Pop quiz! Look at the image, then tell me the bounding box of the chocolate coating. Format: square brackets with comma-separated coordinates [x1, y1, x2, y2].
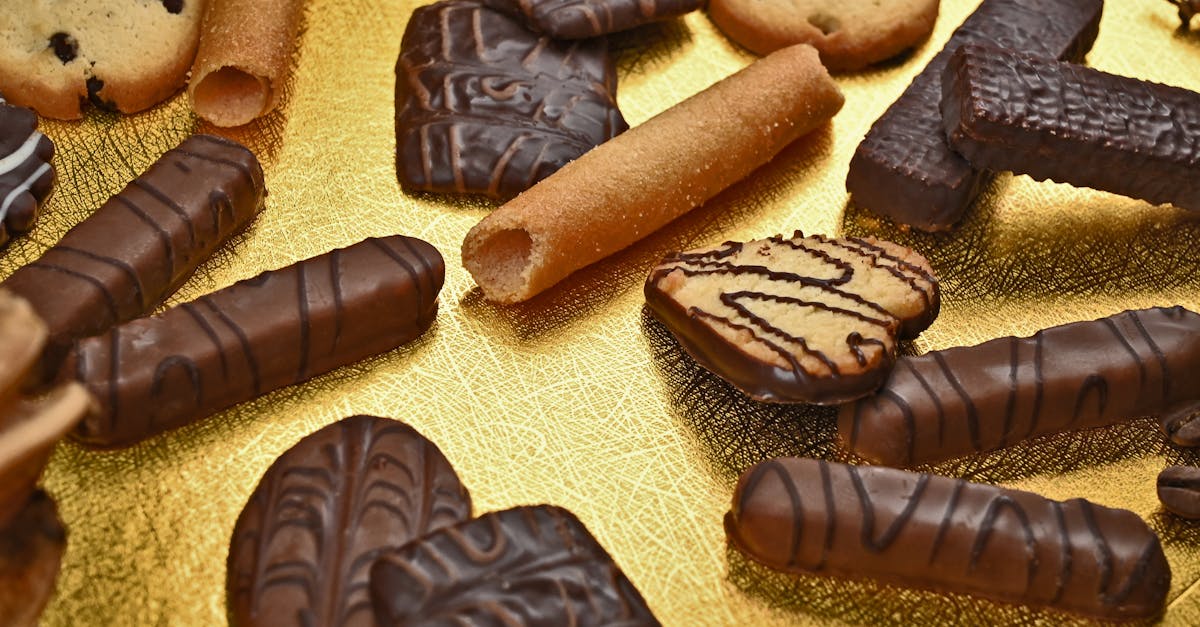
[943, 44, 1200, 213]
[228, 416, 472, 627]
[1157, 466, 1200, 519]
[0, 96, 55, 247]
[2, 134, 265, 379]
[63, 236, 445, 448]
[484, 0, 702, 38]
[0, 491, 66, 627]
[370, 505, 660, 626]
[840, 307, 1200, 467]
[396, 0, 626, 200]
[728, 458, 1171, 620]
[845, 0, 1102, 231]
[1160, 400, 1200, 447]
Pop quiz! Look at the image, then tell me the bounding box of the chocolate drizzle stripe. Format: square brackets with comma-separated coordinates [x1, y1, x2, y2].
[56, 244, 147, 310]
[131, 180, 198, 247]
[107, 327, 121, 431]
[817, 460, 835, 570]
[901, 358, 945, 447]
[26, 261, 119, 321]
[714, 298, 840, 376]
[151, 356, 203, 415]
[968, 496, 1037, 592]
[209, 190, 233, 234]
[1002, 337, 1018, 447]
[877, 389, 916, 466]
[296, 263, 311, 383]
[927, 479, 965, 565]
[174, 147, 259, 186]
[180, 303, 230, 377]
[1025, 331, 1046, 441]
[199, 296, 262, 395]
[1051, 501, 1071, 604]
[397, 236, 438, 309]
[1071, 375, 1108, 426]
[848, 467, 930, 553]
[368, 238, 424, 307]
[114, 195, 177, 274]
[1128, 310, 1171, 403]
[329, 250, 344, 343]
[931, 352, 982, 451]
[1101, 317, 1146, 394]
[1078, 500, 1115, 601]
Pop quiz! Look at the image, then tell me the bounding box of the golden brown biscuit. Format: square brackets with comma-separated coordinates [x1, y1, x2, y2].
[709, 0, 940, 71]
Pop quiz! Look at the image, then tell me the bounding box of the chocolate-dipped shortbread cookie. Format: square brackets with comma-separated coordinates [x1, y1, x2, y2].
[370, 505, 660, 626]
[645, 233, 939, 404]
[396, 0, 626, 200]
[0, 96, 54, 247]
[728, 458, 1171, 620]
[485, 0, 702, 38]
[228, 416, 472, 627]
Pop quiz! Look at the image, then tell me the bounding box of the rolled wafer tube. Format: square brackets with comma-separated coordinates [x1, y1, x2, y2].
[461, 43, 844, 303]
[728, 457, 1172, 620]
[188, 0, 306, 127]
[1, 134, 265, 380]
[62, 235, 444, 449]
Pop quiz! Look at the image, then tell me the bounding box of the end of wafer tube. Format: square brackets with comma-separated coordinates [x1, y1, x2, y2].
[190, 66, 270, 127]
[462, 226, 536, 304]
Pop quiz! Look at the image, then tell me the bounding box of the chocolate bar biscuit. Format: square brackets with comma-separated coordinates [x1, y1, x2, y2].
[396, 0, 626, 200]
[228, 416, 472, 627]
[2, 134, 265, 378]
[370, 505, 660, 626]
[943, 44, 1200, 212]
[63, 236, 445, 448]
[0, 96, 54, 247]
[845, 0, 1102, 231]
[728, 458, 1171, 620]
[839, 307, 1200, 467]
[484, 0, 702, 38]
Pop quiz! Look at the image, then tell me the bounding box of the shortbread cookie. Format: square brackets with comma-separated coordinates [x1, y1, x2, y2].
[0, 1, 204, 119]
[0, 97, 54, 247]
[644, 232, 939, 404]
[485, 0, 703, 38]
[709, 0, 940, 71]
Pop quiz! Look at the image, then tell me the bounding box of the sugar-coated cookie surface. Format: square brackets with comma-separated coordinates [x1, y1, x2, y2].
[0, 0, 204, 119]
[645, 232, 939, 404]
[709, 0, 939, 70]
[0, 97, 54, 248]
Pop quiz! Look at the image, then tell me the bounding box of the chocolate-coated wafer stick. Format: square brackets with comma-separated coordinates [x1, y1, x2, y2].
[728, 457, 1171, 620]
[2, 134, 265, 378]
[845, 0, 1102, 231]
[839, 307, 1200, 467]
[943, 44, 1200, 212]
[62, 236, 444, 448]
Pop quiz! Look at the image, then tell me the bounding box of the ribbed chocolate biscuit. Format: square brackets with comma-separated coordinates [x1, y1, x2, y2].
[484, 0, 702, 38]
[396, 0, 626, 200]
[370, 505, 660, 626]
[943, 44, 1200, 213]
[63, 236, 445, 448]
[840, 307, 1200, 467]
[845, 0, 1102, 231]
[228, 416, 472, 627]
[0, 96, 54, 247]
[2, 134, 265, 379]
[645, 232, 939, 404]
[728, 458, 1171, 620]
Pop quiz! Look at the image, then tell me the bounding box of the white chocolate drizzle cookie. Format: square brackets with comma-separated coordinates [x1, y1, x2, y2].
[0, 96, 54, 247]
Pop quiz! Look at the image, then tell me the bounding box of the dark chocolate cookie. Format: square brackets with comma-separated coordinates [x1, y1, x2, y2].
[0, 96, 54, 247]
[484, 0, 702, 38]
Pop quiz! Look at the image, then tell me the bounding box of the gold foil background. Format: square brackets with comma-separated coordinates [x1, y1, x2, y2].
[2, 0, 1199, 624]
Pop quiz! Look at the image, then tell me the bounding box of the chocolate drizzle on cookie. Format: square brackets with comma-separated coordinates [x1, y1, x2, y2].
[645, 231, 939, 404]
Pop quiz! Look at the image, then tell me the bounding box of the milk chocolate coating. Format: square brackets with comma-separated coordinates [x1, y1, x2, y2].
[0, 491, 65, 627]
[943, 44, 1200, 213]
[396, 0, 626, 200]
[1157, 466, 1200, 519]
[228, 416, 472, 627]
[1160, 400, 1200, 447]
[2, 134, 265, 378]
[728, 458, 1171, 620]
[845, 0, 1102, 231]
[840, 307, 1200, 467]
[483, 0, 702, 38]
[0, 97, 55, 247]
[63, 236, 445, 448]
[370, 505, 660, 626]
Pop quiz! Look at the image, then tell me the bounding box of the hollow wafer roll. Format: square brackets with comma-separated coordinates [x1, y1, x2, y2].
[1, 134, 265, 379]
[942, 44, 1200, 212]
[62, 236, 444, 449]
[839, 307, 1200, 467]
[189, 0, 306, 127]
[461, 43, 843, 303]
[845, 0, 1102, 231]
[728, 457, 1171, 620]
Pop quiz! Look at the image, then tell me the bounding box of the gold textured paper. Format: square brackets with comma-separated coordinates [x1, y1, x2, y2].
[4, 0, 1199, 624]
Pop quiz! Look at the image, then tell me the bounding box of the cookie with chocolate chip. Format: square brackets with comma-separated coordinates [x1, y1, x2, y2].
[0, 0, 203, 119]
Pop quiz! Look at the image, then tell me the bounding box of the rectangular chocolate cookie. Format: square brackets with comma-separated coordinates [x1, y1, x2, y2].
[942, 44, 1200, 212]
[845, 0, 1102, 231]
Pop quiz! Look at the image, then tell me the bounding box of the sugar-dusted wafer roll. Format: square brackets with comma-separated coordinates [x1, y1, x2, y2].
[63, 236, 444, 449]
[462, 43, 844, 304]
[1, 134, 265, 379]
[839, 307, 1200, 467]
[728, 457, 1172, 620]
[943, 44, 1200, 212]
[845, 0, 1102, 231]
[189, 0, 306, 127]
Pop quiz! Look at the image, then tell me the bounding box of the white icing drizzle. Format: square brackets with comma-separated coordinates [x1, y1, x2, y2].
[0, 132, 42, 176]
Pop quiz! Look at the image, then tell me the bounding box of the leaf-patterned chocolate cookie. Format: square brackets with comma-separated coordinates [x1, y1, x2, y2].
[0, 96, 54, 247]
[395, 0, 627, 200]
[369, 505, 660, 626]
[227, 416, 472, 627]
[483, 0, 703, 38]
[644, 232, 940, 404]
